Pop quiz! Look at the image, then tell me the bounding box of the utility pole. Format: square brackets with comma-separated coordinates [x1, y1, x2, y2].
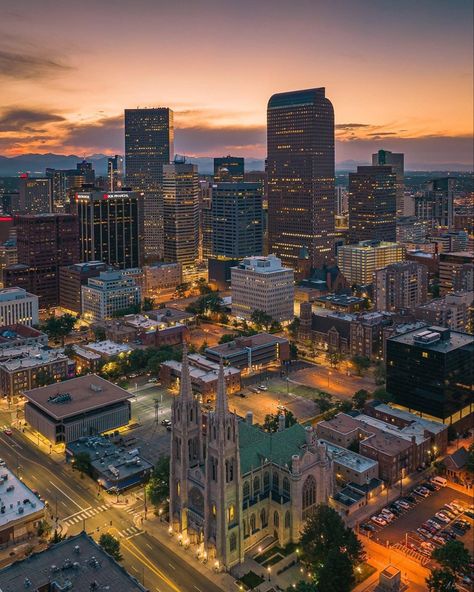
[154, 399, 159, 424]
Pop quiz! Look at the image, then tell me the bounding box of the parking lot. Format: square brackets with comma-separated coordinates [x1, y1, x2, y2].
[361, 483, 474, 556]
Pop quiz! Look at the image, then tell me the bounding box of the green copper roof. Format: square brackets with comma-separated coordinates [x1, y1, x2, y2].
[238, 421, 307, 474]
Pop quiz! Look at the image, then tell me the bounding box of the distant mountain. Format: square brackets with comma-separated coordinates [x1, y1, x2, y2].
[0, 153, 471, 177]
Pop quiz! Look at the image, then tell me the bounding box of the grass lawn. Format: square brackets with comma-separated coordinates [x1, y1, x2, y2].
[237, 571, 265, 590]
[255, 542, 298, 564]
[262, 553, 284, 567]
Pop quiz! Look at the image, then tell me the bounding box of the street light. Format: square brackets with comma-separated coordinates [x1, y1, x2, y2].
[267, 566, 271, 581]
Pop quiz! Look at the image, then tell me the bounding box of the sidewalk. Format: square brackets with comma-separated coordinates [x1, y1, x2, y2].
[138, 515, 237, 592]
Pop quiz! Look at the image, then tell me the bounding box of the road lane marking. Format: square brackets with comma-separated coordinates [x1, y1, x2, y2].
[168, 563, 175, 570]
[145, 543, 153, 550]
[49, 481, 84, 511]
[194, 587, 202, 592]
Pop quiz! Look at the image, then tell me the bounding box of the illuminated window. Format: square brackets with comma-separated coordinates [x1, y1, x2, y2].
[422, 352, 429, 358]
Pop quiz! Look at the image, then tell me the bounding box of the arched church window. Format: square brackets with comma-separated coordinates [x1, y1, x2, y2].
[283, 477, 290, 496]
[302, 475, 317, 519]
[253, 476, 260, 495]
[260, 508, 268, 528]
[274, 511, 279, 528]
[284, 511, 291, 529]
[263, 471, 270, 491]
[250, 513, 256, 532]
[243, 481, 250, 499]
[229, 532, 237, 552]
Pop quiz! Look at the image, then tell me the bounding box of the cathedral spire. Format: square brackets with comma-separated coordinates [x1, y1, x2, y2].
[179, 342, 192, 401]
[215, 357, 228, 419]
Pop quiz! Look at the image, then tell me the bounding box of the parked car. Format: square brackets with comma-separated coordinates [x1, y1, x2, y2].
[435, 512, 450, 524]
[371, 515, 387, 526]
[422, 482, 437, 492]
[404, 495, 417, 504]
[258, 385, 268, 391]
[360, 523, 375, 532]
[396, 500, 410, 510]
[414, 488, 429, 498]
[433, 535, 446, 545]
[417, 528, 433, 539]
[380, 508, 395, 520]
[427, 519, 442, 530]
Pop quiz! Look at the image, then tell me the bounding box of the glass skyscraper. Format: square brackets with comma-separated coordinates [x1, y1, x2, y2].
[267, 88, 335, 269]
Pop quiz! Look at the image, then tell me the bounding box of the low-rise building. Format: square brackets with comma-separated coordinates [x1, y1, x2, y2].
[231, 254, 294, 323]
[205, 333, 290, 370]
[143, 262, 182, 301]
[439, 251, 474, 295]
[313, 294, 365, 313]
[59, 261, 107, 314]
[0, 465, 45, 546]
[70, 344, 102, 373]
[81, 270, 141, 323]
[82, 339, 132, 359]
[0, 532, 148, 591]
[0, 287, 39, 326]
[160, 353, 241, 398]
[321, 439, 379, 486]
[102, 312, 189, 347]
[23, 375, 132, 444]
[0, 324, 48, 350]
[0, 346, 74, 399]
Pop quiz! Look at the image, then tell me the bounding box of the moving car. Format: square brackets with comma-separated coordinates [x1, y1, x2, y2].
[3, 429, 12, 436]
[161, 419, 172, 427]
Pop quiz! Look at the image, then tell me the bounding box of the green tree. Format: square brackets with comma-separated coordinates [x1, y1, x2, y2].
[351, 355, 370, 376]
[42, 313, 77, 345]
[317, 547, 355, 592]
[196, 277, 212, 294]
[175, 282, 190, 298]
[73, 452, 92, 475]
[432, 540, 471, 578]
[374, 361, 386, 385]
[37, 519, 52, 538]
[50, 529, 65, 545]
[467, 442, 474, 475]
[285, 582, 317, 592]
[426, 568, 457, 592]
[372, 387, 393, 404]
[300, 504, 362, 570]
[336, 400, 354, 414]
[352, 389, 370, 410]
[219, 313, 229, 325]
[93, 326, 107, 341]
[99, 533, 122, 561]
[315, 392, 334, 414]
[263, 410, 297, 433]
[289, 342, 299, 359]
[146, 456, 170, 507]
[328, 351, 343, 369]
[142, 297, 155, 311]
[250, 309, 273, 331]
[218, 333, 236, 344]
[287, 317, 300, 339]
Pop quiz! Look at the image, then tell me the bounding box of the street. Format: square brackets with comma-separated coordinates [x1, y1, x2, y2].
[0, 428, 223, 592]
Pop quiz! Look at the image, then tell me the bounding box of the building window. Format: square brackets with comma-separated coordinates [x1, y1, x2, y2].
[260, 508, 268, 528]
[283, 477, 290, 496]
[250, 513, 256, 532]
[274, 511, 279, 528]
[243, 481, 250, 499]
[229, 532, 237, 551]
[272, 473, 279, 491]
[285, 511, 291, 529]
[264, 471, 270, 491]
[302, 475, 317, 519]
[228, 504, 235, 523]
[253, 476, 260, 495]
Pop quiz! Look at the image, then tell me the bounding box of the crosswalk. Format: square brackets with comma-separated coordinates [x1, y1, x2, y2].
[118, 525, 143, 539]
[62, 504, 110, 527]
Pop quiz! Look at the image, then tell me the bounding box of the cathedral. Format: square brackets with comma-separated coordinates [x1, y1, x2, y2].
[169, 347, 334, 570]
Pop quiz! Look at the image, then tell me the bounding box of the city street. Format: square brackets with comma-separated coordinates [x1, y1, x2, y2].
[0, 428, 223, 592]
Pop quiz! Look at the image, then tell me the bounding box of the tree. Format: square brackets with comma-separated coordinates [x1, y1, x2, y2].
[146, 456, 170, 507]
[250, 309, 273, 332]
[374, 361, 386, 385]
[37, 519, 52, 538]
[175, 282, 190, 298]
[432, 540, 471, 578]
[315, 392, 334, 414]
[73, 452, 92, 475]
[285, 582, 317, 592]
[199, 340, 208, 354]
[50, 529, 65, 545]
[467, 442, 474, 475]
[287, 317, 300, 340]
[351, 355, 370, 376]
[300, 505, 362, 570]
[289, 342, 299, 360]
[219, 313, 229, 325]
[196, 277, 212, 295]
[219, 333, 236, 344]
[41, 313, 77, 345]
[426, 568, 457, 592]
[93, 326, 106, 341]
[317, 547, 355, 592]
[63, 344, 75, 359]
[372, 387, 393, 404]
[99, 533, 122, 561]
[336, 400, 354, 414]
[263, 410, 297, 433]
[328, 351, 343, 369]
[143, 297, 155, 311]
[352, 389, 370, 410]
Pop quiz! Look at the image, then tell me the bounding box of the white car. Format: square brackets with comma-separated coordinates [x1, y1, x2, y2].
[371, 515, 387, 526]
[380, 509, 395, 520]
[258, 385, 268, 391]
[396, 500, 410, 510]
[435, 512, 450, 524]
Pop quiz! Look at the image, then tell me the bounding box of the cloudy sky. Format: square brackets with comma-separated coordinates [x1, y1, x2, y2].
[0, 0, 472, 166]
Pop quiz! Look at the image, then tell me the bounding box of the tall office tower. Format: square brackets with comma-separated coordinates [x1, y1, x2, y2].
[374, 261, 428, 312]
[107, 155, 124, 192]
[214, 156, 244, 182]
[415, 177, 454, 229]
[19, 175, 51, 214]
[372, 150, 405, 216]
[211, 183, 263, 258]
[76, 160, 95, 184]
[76, 190, 144, 269]
[337, 241, 405, 285]
[348, 166, 397, 243]
[4, 213, 79, 307]
[336, 186, 348, 215]
[267, 88, 335, 269]
[124, 108, 174, 262]
[162, 159, 199, 267]
[199, 179, 213, 260]
[46, 169, 69, 212]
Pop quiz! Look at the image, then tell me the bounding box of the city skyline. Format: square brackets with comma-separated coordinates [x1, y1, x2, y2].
[0, 0, 473, 167]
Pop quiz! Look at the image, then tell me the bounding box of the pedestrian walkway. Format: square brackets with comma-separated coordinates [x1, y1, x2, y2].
[62, 504, 111, 527]
[118, 525, 144, 539]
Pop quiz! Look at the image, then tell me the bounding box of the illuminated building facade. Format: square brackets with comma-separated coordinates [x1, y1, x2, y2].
[337, 241, 405, 285]
[348, 166, 397, 244]
[214, 156, 244, 182]
[372, 150, 406, 216]
[19, 176, 51, 214]
[76, 190, 144, 269]
[267, 88, 335, 268]
[374, 261, 428, 312]
[125, 108, 174, 262]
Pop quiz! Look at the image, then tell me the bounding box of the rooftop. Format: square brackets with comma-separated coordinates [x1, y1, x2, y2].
[315, 294, 365, 306]
[84, 340, 132, 356]
[318, 439, 378, 472]
[234, 254, 292, 274]
[0, 346, 68, 371]
[0, 465, 44, 529]
[368, 403, 446, 435]
[0, 532, 147, 591]
[23, 375, 131, 420]
[206, 332, 288, 355]
[388, 326, 473, 352]
[0, 286, 36, 301]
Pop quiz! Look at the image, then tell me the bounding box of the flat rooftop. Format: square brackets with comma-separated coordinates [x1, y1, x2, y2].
[0, 532, 146, 591]
[206, 332, 288, 355]
[0, 347, 68, 371]
[315, 294, 365, 305]
[388, 326, 473, 352]
[369, 403, 446, 435]
[0, 465, 44, 529]
[84, 340, 132, 356]
[23, 375, 131, 420]
[163, 359, 240, 383]
[319, 439, 378, 472]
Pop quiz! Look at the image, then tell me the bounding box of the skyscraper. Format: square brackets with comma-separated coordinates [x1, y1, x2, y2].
[19, 175, 51, 214]
[415, 177, 455, 229]
[374, 261, 428, 312]
[163, 158, 199, 267]
[267, 87, 335, 269]
[76, 190, 144, 269]
[348, 165, 397, 243]
[214, 156, 244, 182]
[211, 182, 263, 258]
[107, 155, 124, 192]
[124, 108, 174, 262]
[372, 150, 406, 215]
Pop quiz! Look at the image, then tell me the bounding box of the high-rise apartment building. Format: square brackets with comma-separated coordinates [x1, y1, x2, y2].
[214, 156, 244, 182]
[3, 214, 79, 307]
[107, 155, 124, 192]
[19, 175, 51, 214]
[267, 88, 335, 268]
[75, 190, 144, 269]
[199, 179, 213, 260]
[162, 159, 199, 267]
[415, 178, 454, 229]
[374, 261, 428, 312]
[348, 166, 397, 244]
[415, 292, 473, 333]
[372, 150, 406, 215]
[125, 108, 174, 262]
[231, 254, 294, 323]
[211, 183, 263, 258]
[439, 251, 474, 295]
[337, 241, 405, 285]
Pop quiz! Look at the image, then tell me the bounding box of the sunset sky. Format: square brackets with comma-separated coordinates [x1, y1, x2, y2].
[0, 0, 472, 166]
